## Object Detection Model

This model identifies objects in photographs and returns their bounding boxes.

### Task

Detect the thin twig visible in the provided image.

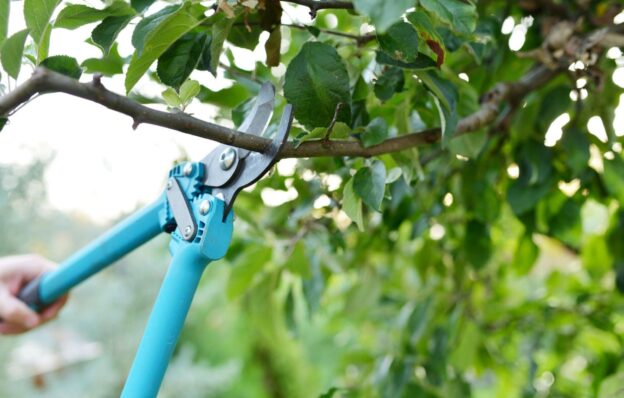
[284,23,375,45]
[323,102,344,142]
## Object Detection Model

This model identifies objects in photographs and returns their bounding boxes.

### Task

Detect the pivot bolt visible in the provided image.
[183,226,193,239]
[183,163,193,176]
[219,148,237,170]
[166,179,173,190]
[199,200,211,215]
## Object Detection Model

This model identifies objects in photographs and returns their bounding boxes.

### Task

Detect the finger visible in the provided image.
[0,255,57,281]
[40,294,69,323]
[0,291,40,330]
[0,322,29,335]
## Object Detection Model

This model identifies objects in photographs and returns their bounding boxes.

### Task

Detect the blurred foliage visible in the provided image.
[1,0,624,397]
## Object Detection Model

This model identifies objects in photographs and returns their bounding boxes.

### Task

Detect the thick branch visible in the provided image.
[0,68,271,152]
[282,0,354,12]
[0,65,558,159]
[280,66,558,158]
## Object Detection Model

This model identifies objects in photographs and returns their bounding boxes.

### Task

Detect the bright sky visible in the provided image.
[0,4,622,223]
[0,2,315,223]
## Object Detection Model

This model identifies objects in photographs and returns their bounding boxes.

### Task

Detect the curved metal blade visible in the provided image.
[238,82,275,134]
[237,82,275,159]
[201,82,276,188]
[214,104,294,219]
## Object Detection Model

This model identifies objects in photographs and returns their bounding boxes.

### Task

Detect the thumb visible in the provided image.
[0,291,39,329]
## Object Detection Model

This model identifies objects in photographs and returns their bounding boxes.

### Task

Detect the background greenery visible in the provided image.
[1,0,624,397]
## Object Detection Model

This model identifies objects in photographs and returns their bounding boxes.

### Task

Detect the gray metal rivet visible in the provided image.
[183,163,193,176]
[166,179,173,190]
[183,226,193,238]
[219,148,237,170]
[199,200,211,215]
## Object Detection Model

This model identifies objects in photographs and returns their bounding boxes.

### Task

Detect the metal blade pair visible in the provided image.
[200,82,293,218]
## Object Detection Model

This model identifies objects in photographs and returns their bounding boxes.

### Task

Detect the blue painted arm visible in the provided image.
[121,196,233,397]
[19,197,165,307]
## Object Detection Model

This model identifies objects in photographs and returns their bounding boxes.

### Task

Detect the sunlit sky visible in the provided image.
[0,2,313,223]
[0,4,622,223]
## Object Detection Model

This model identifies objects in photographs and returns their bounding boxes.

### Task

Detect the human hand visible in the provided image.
[0,255,68,335]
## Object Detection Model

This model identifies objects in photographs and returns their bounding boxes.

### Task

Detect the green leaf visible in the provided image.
[227,246,272,300]
[197,84,249,108]
[536,85,572,132]
[598,373,624,398]
[461,174,500,222]
[81,43,124,76]
[352,0,414,32]
[361,117,388,148]
[511,233,538,273]
[92,15,133,54]
[287,241,312,278]
[603,156,624,203]
[55,2,135,30]
[162,87,181,108]
[40,55,82,79]
[449,321,480,370]
[23,0,60,43]
[392,148,421,184]
[374,66,404,101]
[284,42,351,129]
[544,196,582,247]
[0,0,9,47]
[448,130,486,159]
[36,22,52,63]
[378,22,419,63]
[179,79,200,105]
[227,15,262,50]
[131,5,179,54]
[560,126,589,174]
[582,235,613,275]
[125,3,205,93]
[419,0,477,36]
[376,51,437,70]
[157,32,208,90]
[406,11,443,43]
[464,220,491,269]
[195,35,213,71]
[507,141,554,215]
[353,76,369,101]
[318,387,339,398]
[1,29,29,79]
[354,160,387,211]
[208,14,235,75]
[0,117,8,132]
[418,71,458,142]
[131,0,156,13]
[343,178,364,231]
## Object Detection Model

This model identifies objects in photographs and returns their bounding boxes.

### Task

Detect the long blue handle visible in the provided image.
[34,199,164,306]
[121,244,209,398]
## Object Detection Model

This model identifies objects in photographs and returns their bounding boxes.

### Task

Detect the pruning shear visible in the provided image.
[15,83,293,397]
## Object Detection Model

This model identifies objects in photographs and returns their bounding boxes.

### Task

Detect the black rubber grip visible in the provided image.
[17,275,45,310]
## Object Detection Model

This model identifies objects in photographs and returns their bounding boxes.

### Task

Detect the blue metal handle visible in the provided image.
[19,198,165,308]
[120,244,209,397]
[121,195,233,397]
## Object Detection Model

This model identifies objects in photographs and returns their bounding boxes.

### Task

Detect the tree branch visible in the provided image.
[280,65,558,158]
[283,23,376,46]
[0,68,271,152]
[0,64,558,159]
[282,0,354,13]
